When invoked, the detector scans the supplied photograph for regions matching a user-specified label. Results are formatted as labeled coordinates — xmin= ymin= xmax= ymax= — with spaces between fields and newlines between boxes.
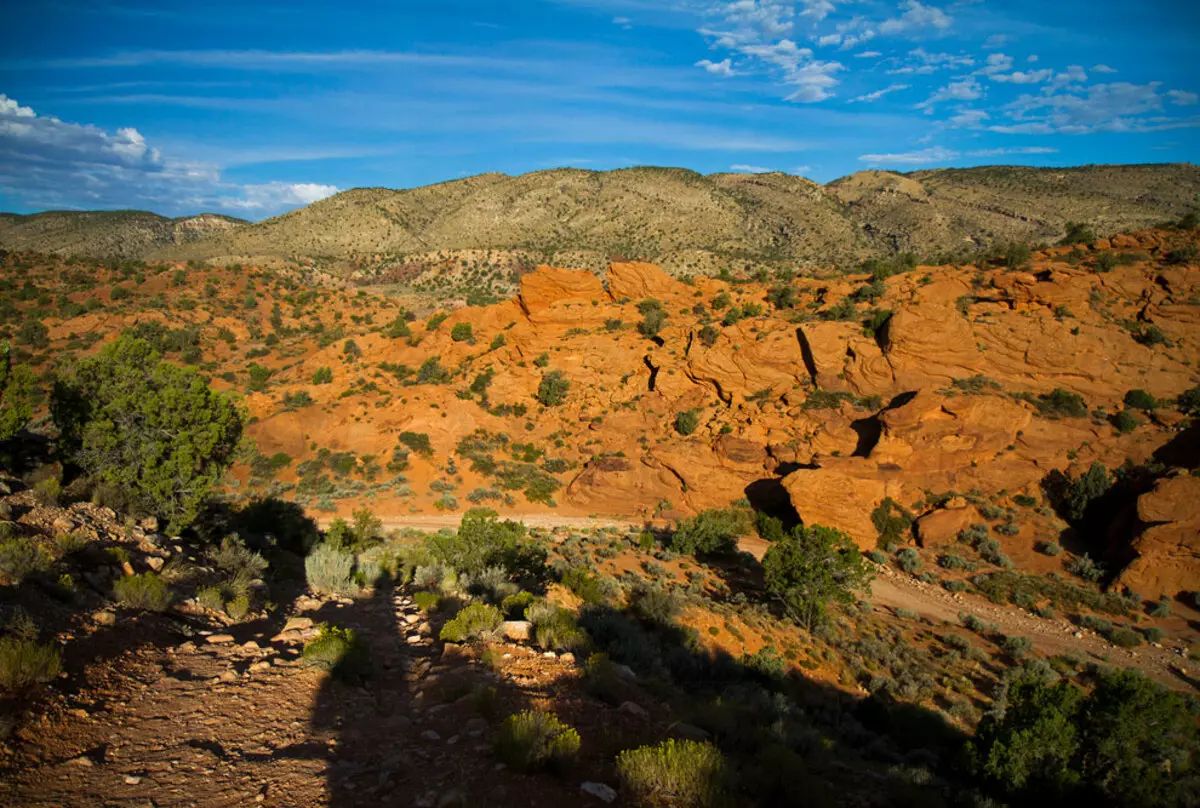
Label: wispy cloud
xmin=859 ymin=145 xmax=958 ymax=165
xmin=966 ymin=146 xmax=1057 ymax=157
xmin=729 ymin=163 xmax=774 ymax=172
xmin=848 ymin=83 xmax=909 ymax=103
xmin=695 ymin=58 xmax=735 ymax=76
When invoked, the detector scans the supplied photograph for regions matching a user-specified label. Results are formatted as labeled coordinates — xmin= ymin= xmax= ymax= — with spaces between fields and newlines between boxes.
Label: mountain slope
xmin=0 ymin=210 xmax=248 ymax=259
xmin=3 ymin=163 xmax=1197 ymax=267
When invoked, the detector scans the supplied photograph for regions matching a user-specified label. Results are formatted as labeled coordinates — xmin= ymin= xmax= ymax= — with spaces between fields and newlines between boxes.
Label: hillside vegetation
xmin=3 ymin=165 xmax=1197 ymax=274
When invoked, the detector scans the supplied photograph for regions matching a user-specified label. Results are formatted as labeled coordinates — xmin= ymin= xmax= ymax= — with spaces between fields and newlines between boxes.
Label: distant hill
xmin=0 ymin=210 xmax=247 ymax=259
xmin=3 ymin=164 xmax=1197 ymax=267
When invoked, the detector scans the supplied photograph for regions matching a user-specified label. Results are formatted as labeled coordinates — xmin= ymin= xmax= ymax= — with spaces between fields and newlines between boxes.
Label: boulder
xmin=915 ymin=506 xmax=981 ymax=548
xmin=606 ymin=261 xmax=687 ymax=301
xmin=1115 ymin=474 xmax=1200 ymax=599
xmin=500 ymin=620 xmax=532 ymax=641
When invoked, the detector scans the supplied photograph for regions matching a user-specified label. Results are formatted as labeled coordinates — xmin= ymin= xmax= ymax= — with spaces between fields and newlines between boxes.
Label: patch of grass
xmin=302 ymin=624 xmax=370 ymax=679
xmin=113 ymin=572 xmax=173 ymax=611
xmin=439 ymin=602 xmax=502 ymax=643
xmin=0 ymin=538 xmax=52 ymax=584
xmin=494 ymin=709 xmax=581 ymax=772
xmin=0 ymin=637 xmax=62 ymax=691
xmin=616 ymin=739 xmax=731 ymax=808
xmin=305 ymin=543 xmax=356 ymax=596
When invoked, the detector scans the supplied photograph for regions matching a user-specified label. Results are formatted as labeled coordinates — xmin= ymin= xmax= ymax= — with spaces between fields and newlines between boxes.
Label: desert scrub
xmin=439 ymin=602 xmax=502 ymax=643
xmin=494 ymin=709 xmax=581 ymax=772
xmin=500 ymin=590 xmax=535 ymax=619
xmin=616 ymin=738 xmax=731 ymax=807
xmin=305 ymin=543 xmax=356 ymax=596
xmin=0 ymin=538 xmax=52 ymax=584
xmin=0 ymin=637 xmax=62 ymax=691
xmin=113 ymin=572 xmax=173 ymax=611
xmin=526 ymin=601 xmax=588 ymax=652
xmin=302 ymin=624 xmax=370 ymax=679
xmin=895 ymin=548 xmax=921 ymax=573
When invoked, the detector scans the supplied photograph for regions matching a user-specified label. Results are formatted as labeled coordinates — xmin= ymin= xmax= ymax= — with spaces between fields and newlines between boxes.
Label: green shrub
xmin=1108 ymin=627 xmax=1142 ymax=648
xmin=312 ymin=366 xmax=333 ymax=385
xmin=867 ymin=549 xmax=887 ymax=565
xmin=674 ymin=409 xmax=700 ymax=436
xmin=1148 ymin=599 xmax=1170 ymax=618
xmin=450 ymin=322 xmax=473 ymax=342
xmin=536 ymin=370 xmax=569 ymax=406
xmin=439 ymin=602 xmax=502 ymax=643
xmin=895 ymin=548 xmax=921 ymax=573
xmin=0 ymin=340 xmax=34 ymax=440
xmin=1039 ymin=541 xmax=1063 ymax=557
xmin=0 ymin=637 xmax=62 ymax=691
xmin=1065 ymin=553 xmax=1105 ymax=583
xmin=1111 ymin=410 xmax=1139 ymax=434
xmin=113 ymin=572 xmax=173 ymax=611
xmin=302 ymin=624 xmax=369 ymax=679
xmin=637 ymin=300 xmax=667 ymax=338
xmin=500 ymin=590 xmax=535 ymax=619
xmin=52 ymin=335 xmax=243 ymax=532
xmin=1133 ymin=324 xmax=1169 ymax=347
xmin=305 ymin=543 xmax=356 ymax=595
xmin=413 ymin=590 xmax=441 ymax=611
xmin=1179 ymin=385 xmax=1200 ymax=416
xmin=1001 ymin=635 xmax=1033 ymax=659
xmin=494 ymin=710 xmax=581 ymax=772
xmin=1123 ymin=389 xmax=1157 ymax=410
xmin=668 ymin=508 xmax=751 ymax=556
xmin=32 ymin=477 xmax=61 ymax=506
xmin=416 ymin=357 xmax=450 ymax=384
xmin=616 ymin=739 xmax=730 ymax=807
xmin=1034 ymin=388 xmax=1088 ymax=418
xmin=0 ymin=539 xmax=51 ymax=584
xmin=397 ymin=430 xmax=433 ymax=456
xmin=1057 ymin=463 xmax=1112 ymax=523
xmin=211 ymin=534 xmax=268 ymax=581
xmin=527 ymin=601 xmax=588 ymax=651
xmin=698 ymin=324 xmax=719 ymax=347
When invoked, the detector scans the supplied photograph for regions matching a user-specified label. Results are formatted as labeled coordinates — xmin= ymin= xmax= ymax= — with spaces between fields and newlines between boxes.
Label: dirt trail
xmin=738 ymin=535 xmax=1197 ymax=692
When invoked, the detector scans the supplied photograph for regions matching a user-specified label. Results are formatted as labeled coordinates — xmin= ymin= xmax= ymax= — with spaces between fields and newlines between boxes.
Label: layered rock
xmin=1115 ymin=474 xmax=1200 ymax=599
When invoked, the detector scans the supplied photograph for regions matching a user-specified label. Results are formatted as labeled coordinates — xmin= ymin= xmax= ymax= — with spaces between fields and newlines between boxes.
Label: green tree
xmin=426 ymin=508 xmax=547 ymax=585
xmin=536 ymin=370 xmax=569 ymax=406
xmin=970 ymin=668 xmax=1196 ymax=805
xmin=450 ymin=322 xmax=473 ymax=342
xmin=0 ymin=341 xmax=34 ymax=441
xmin=762 ymin=524 xmax=873 ymax=628
xmin=669 ymin=508 xmax=752 ymax=556
xmin=637 ymin=299 xmax=667 ymax=338
xmin=674 ymin=409 xmax=700 ymax=436
xmin=52 ymin=335 xmax=244 ymax=532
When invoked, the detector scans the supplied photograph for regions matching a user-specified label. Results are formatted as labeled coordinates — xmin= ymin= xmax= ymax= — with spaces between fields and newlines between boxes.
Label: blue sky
xmin=1 ymin=0 xmax=1197 ymax=218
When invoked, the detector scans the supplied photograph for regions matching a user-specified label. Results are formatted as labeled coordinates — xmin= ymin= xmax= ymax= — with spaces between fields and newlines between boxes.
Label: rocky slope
xmin=0 ymin=210 xmax=246 ymax=259
xmin=4 ymin=164 xmax=1197 ymax=270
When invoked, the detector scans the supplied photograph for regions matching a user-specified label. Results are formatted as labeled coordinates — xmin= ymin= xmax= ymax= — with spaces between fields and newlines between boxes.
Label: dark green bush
xmin=674 ymin=409 xmax=700 ymax=436
xmin=669 ymin=508 xmax=751 ymax=556
xmin=536 ymin=370 xmax=569 ymax=406
xmin=494 ymin=710 xmax=580 ymax=772
xmin=52 ymin=336 xmax=243 ymax=532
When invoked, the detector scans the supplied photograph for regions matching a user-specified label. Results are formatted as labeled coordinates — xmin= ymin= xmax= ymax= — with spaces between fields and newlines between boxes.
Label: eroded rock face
xmin=606 ymin=261 xmax=687 ymax=301
xmin=517 ymin=265 xmax=608 ymax=326
xmin=1115 ymin=474 xmax=1200 ymax=599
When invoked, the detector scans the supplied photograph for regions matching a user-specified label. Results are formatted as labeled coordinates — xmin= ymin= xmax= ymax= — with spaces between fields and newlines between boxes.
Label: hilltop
xmin=0 ymin=210 xmax=246 ymax=259
xmin=2 ymin=164 xmax=1197 ymax=274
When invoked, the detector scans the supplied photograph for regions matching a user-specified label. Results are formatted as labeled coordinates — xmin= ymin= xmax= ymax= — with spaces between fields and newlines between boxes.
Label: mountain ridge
xmin=2 ymin=163 xmax=1197 ymax=267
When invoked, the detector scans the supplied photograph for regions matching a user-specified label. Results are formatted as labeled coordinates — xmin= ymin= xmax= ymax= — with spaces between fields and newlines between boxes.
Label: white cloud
xmin=887 ymin=47 xmax=972 ymax=74
xmin=799 ymin=0 xmax=835 ymax=21
xmin=696 ymin=58 xmax=736 ymax=76
xmin=848 ymin=83 xmax=909 ymax=103
xmin=948 ymin=108 xmax=989 ymax=127
xmin=966 ymin=146 xmax=1057 ymax=157
xmin=977 ymin=52 xmax=1013 ymax=75
xmin=983 ymin=34 xmax=1009 ymax=49
xmin=613 ymin=16 xmax=633 ymax=29
xmin=730 ymin=163 xmax=774 ymax=172
xmin=220 ymin=182 xmax=339 ymax=211
xmin=998 ymin=81 xmax=1181 ymax=133
xmin=1026 ymin=54 xmax=1038 ymax=63
xmin=1167 ymin=90 xmax=1199 ymax=106
xmin=1091 ymin=64 xmax=1116 ymax=73
xmin=992 ymin=69 xmax=1052 ymax=84
xmin=859 ymin=145 xmax=959 ymax=165
xmin=792 ymin=164 xmax=813 ymax=173
xmin=878 ymin=1 xmax=953 ymax=36
xmin=783 ymin=59 xmax=845 ymax=102
xmin=917 ymin=77 xmax=982 ymax=110
xmin=1052 ymin=64 xmax=1088 ymax=86
xmin=0 ymin=93 xmax=337 ymax=216
xmin=817 ymin=34 xmax=842 ymax=46
xmin=855 ymin=50 xmax=882 ymax=58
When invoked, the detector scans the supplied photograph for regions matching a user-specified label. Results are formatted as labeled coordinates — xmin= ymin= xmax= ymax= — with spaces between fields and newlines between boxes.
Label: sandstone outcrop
xmin=1115 ymin=474 xmax=1200 ymax=599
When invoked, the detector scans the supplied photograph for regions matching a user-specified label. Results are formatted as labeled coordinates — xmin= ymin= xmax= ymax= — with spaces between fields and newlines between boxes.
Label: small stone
xmin=145 ymin=557 xmax=164 ymax=572
xmin=560 ymin=652 xmax=576 ymax=664
xmin=669 ymin=722 xmax=711 ymax=741
xmin=249 ymin=661 xmax=271 ymax=673
xmin=241 ymin=641 xmax=260 ymax=650
xmin=542 ymin=650 xmax=557 ymax=659
xmin=618 ymin=701 xmax=647 ymax=718
xmin=403 ymin=613 xmax=420 ymax=625
xmin=124 ymin=775 xmax=142 ymax=785
xmin=219 ymin=670 xmax=238 ymax=683
xmin=121 ymin=561 xmax=136 ymax=577
xmin=67 ymin=755 xmax=94 ymax=767
xmin=499 ymin=620 xmax=531 ymax=641
xmin=282 ymin=616 xmax=314 ymax=632
xmin=464 ymin=717 xmax=488 ymax=736
xmin=206 ymin=634 xmax=235 ymax=644
xmin=420 ymin=730 xmax=441 ymax=742
xmin=139 ymin=516 xmax=160 ymax=532
xmin=93 ymin=611 xmax=117 ymax=627
xmin=580 ymin=782 xmax=617 ymax=803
